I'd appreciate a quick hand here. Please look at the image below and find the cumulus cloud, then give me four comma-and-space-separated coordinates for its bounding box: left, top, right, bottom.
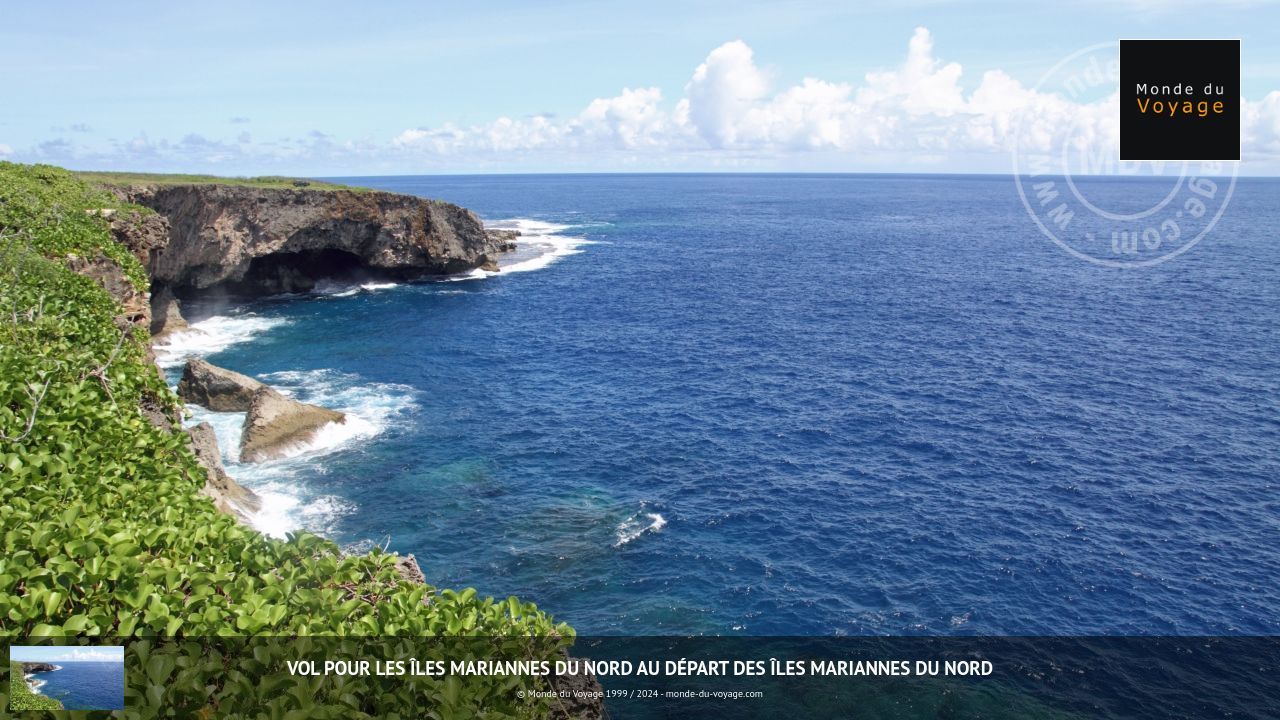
387, 27, 1125, 160
1243, 91, 1280, 157
580, 87, 670, 149
682, 40, 771, 147
860, 27, 965, 116
0, 143, 13, 157
10, 28, 1280, 172
59, 648, 123, 662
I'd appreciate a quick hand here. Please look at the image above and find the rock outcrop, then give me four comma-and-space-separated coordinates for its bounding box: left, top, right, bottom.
20, 662, 58, 674
178, 358, 264, 411
186, 422, 262, 521
241, 386, 346, 463
107, 208, 170, 268
548, 653, 606, 720
65, 210, 170, 360
64, 252, 151, 329
109, 184, 512, 299
394, 554, 427, 585
66, 208, 171, 330
150, 286, 188, 338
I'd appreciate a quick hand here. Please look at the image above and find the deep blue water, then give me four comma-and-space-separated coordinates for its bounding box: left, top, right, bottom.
175, 174, 1280, 636
28, 662, 124, 710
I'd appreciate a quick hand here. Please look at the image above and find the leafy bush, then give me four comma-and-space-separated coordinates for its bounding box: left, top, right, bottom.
0, 163, 572, 717
0, 162, 151, 289
8, 662, 64, 710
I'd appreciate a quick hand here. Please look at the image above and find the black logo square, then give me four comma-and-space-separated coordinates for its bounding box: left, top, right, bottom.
1120, 39, 1240, 161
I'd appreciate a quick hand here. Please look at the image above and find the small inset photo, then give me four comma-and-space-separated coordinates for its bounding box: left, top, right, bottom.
9, 646, 125, 711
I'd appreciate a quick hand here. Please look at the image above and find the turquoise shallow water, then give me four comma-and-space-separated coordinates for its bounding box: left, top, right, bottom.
163, 174, 1280, 636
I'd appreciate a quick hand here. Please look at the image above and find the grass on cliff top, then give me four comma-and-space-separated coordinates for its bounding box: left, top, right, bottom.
76, 170, 371, 192
1, 161, 570, 718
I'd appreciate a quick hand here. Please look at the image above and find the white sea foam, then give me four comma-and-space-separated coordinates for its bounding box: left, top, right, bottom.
313, 280, 401, 298
154, 314, 287, 368
448, 218, 595, 281
614, 510, 667, 547
165, 216, 588, 538
183, 369, 415, 538
246, 486, 358, 539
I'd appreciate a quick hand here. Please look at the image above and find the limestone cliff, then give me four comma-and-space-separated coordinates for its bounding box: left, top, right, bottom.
104, 184, 508, 303
67, 208, 170, 331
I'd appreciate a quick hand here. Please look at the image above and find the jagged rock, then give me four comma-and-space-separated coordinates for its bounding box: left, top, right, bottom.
108, 208, 170, 268
394, 554, 426, 584
139, 389, 180, 432
486, 228, 520, 252
109, 184, 513, 298
20, 662, 58, 674
64, 252, 150, 329
177, 358, 264, 411
186, 422, 261, 522
241, 386, 345, 463
548, 651, 606, 720
150, 286, 188, 337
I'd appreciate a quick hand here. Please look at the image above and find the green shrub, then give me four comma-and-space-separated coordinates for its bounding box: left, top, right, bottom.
0, 162, 151, 289
0, 162, 571, 718
8, 661, 65, 711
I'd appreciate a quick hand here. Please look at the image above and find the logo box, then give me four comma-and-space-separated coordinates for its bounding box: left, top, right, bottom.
1119, 39, 1240, 161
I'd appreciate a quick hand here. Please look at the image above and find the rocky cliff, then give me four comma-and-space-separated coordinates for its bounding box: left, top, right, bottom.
110, 184, 512, 304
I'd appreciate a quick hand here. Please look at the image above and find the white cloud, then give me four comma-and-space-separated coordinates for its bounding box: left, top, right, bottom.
579, 87, 669, 149
58, 648, 123, 662
10, 28, 1280, 172
386, 27, 1119, 161
683, 40, 771, 147
0, 143, 13, 157
1243, 90, 1280, 157
859, 27, 965, 116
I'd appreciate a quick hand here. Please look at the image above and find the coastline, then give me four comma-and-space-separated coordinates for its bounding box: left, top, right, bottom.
23, 666, 57, 694
8, 662, 63, 711
153, 216, 591, 539
1, 162, 598, 719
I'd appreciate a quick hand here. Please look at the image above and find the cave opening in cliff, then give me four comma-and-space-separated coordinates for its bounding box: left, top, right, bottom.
236, 248, 374, 296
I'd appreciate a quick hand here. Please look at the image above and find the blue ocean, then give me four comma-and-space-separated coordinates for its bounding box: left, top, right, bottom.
27, 661, 124, 710
163, 174, 1280, 636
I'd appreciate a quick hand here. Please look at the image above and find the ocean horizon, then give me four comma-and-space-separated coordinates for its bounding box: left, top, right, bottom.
157, 173, 1280, 636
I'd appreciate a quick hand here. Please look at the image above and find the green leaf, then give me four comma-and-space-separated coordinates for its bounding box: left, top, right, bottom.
62, 614, 89, 631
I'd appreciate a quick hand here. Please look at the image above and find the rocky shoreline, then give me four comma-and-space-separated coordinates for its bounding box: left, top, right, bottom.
19, 662, 59, 694
105, 183, 516, 319
80, 180, 519, 529
67, 178, 603, 719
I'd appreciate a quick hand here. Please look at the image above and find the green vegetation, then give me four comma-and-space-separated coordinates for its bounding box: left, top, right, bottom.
1, 163, 153, 289
0, 162, 571, 717
8, 662, 64, 711
75, 170, 370, 192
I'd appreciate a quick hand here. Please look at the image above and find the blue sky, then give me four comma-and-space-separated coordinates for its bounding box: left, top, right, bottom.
10, 646, 124, 663
2, 1, 1278, 174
